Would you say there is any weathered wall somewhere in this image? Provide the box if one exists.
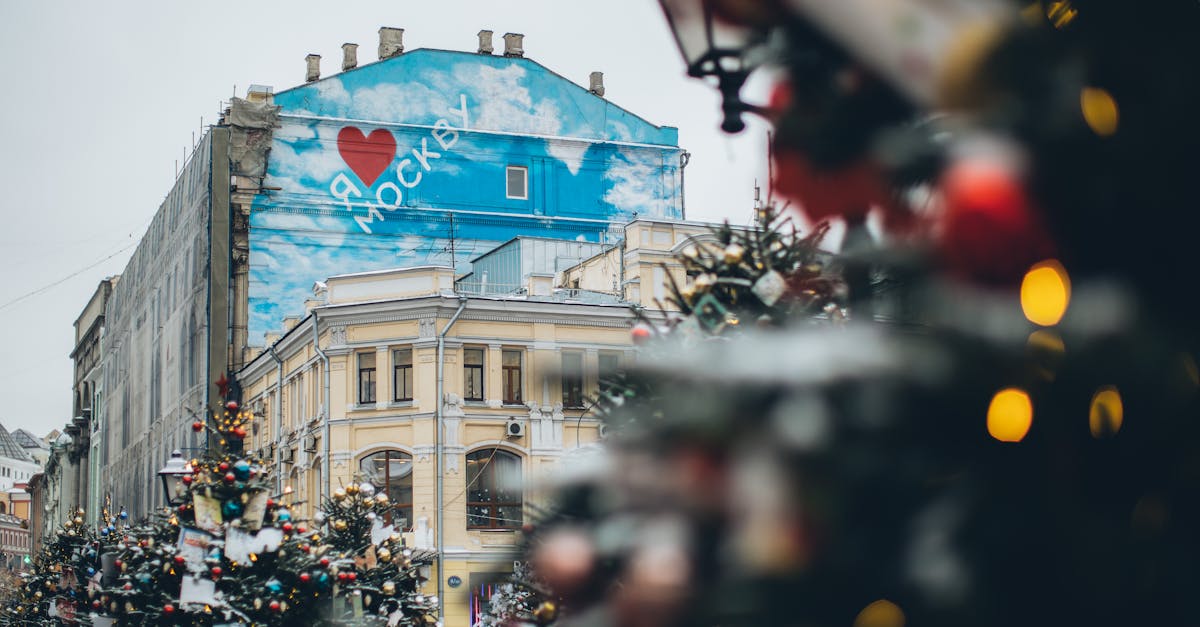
[100,132,214,516]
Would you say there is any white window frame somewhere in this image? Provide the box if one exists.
[506,165,528,200]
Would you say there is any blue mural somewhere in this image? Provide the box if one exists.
[249,49,684,344]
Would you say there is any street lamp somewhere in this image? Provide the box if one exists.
[658,0,772,132]
[158,450,191,506]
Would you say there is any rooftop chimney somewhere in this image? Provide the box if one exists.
[342,43,359,71]
[503,32,524,57]
[378,27,405,60]
[305,54,321,83]
[589,71,605,97]
[477,30,494,54]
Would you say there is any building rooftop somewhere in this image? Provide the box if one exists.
[10,429,46,451]
[0,425,34,462]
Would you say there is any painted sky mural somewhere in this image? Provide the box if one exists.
[249,49,684,344]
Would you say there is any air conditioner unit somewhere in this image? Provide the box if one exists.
[303,435,318,453]
[597,423,609,439]
[281,448,295,464]
[505,419,525,438]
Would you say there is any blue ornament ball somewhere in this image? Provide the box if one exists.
[222,500,244,518]
[233,460,251,481]
[277,510,292,522]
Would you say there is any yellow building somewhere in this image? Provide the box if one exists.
[238,264,635,625]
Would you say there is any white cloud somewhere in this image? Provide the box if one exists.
[460,64,562,136]
[603,147,665,215]
[267,121,349,191]
[547,141,588,175]
[316,78,351,108]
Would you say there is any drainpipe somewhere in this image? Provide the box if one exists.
[312,312,331,504]
[679,150,691,220]
[267,346,284,494]
[436,295,469,623]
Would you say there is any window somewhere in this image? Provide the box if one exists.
[393,349,413,402]
[598,353,620,391]
[360,450,413,529]
[505,166,528,200]
[464,348,484,401]
[502,350,522,405]
[358,352,376,405]
[562,352,584,409]
[466,449,522,529]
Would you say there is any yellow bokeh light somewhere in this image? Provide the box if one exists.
[1021,260,1071,326]
[1081,87,1119,136]
[1089,386,1124,438]
[1046,1,1079,29]
[988,388,1033,442]
[854,599,906,627]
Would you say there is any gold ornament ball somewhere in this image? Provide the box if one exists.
[389,532,402,543]
[533,601,559,623]
[346,483,359,496]
[74,516,84,525]
[63,520,73,528]
[76,508,86,517]
[375,493,389,505]
[382,581,396,595]
[377,548,392,562]
[34,591,42,599]
[334,519,348,532]
[333,488,347,501]
[723,243,745,265]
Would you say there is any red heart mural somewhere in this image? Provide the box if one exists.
[337,126,397,187]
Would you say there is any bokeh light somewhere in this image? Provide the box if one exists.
[1089,386,1124,438]
[854,599,905,627]
[1081,87,1119,137]
[1020,260,1071,326]
[987,388,1033,442]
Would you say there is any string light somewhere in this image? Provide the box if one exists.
[1088,386,1124,438]
[1021,260,1071,326]
[988,388,1034,442]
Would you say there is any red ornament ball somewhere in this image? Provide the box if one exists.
[299,543,310,553]
[211,566,222,579]
[181,475,193,485]
[939,156,1053,285]
[114,559,123,569]
[347,572,357,582]
[223,472,236,484]
[266,499,275,508]
[92,601,101,610]
[219,462,230,472]
[122,583,132,591]
[297,525,307,534]
[174,556,185,565]
[164,604,175,614]
[320,557,330,568]
[226,400,239,411]
[269,600,281,612]
[631,324,653,345]
[232,426,247,439]
[337,572,349,582]
[192,421,203,432]
[299,573,311,584]
[282,522,294,533]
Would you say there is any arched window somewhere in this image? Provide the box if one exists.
[360,450,413,529]
[466,449,522,529]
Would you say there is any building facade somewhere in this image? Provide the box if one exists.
[85,27,685,520]
[238,263,630,625]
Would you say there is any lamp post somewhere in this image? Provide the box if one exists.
[658,0,771,133]
[157,450,191,506]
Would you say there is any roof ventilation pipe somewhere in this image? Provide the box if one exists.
[503,32,524,57]
[378,27,405,59]
[305,54,321,82]
[589,71,605,97]
[477,30,494,54]
[342,43,359,71]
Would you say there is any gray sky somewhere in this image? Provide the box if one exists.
[0,0,772,438]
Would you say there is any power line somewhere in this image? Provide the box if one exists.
[0,241,137,313]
